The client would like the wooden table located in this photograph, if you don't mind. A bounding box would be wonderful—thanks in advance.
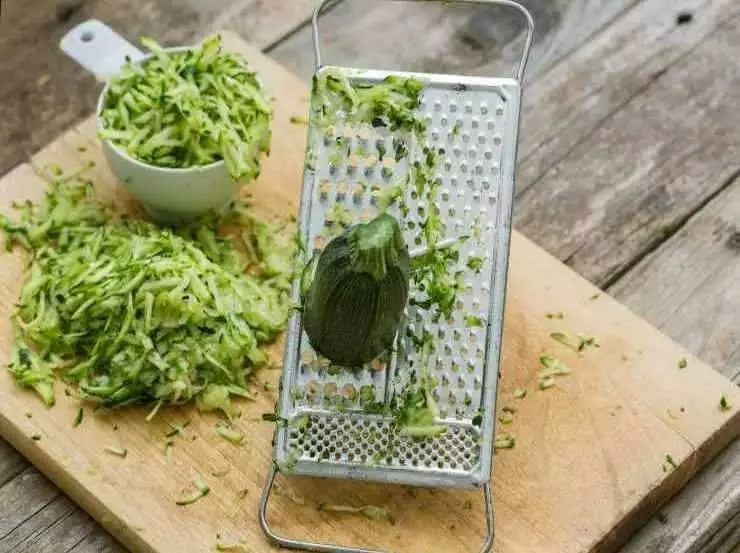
[0,1,738,552]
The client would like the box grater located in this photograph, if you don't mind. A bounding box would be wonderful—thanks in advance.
[260,2,534,552]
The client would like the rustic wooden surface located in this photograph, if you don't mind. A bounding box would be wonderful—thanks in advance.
[0,0,738,552]
[2,30,737,553]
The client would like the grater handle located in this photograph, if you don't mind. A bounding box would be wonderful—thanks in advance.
[259,464,496,553]
[311,0,535,83]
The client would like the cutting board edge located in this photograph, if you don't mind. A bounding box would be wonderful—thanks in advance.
[593,408,740,553]
[0,406,156,553]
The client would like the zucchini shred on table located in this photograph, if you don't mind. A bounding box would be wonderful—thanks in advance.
[0,174,296,417]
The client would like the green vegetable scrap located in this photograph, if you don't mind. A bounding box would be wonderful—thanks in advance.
[677,357,688,369]
[498,411,514,425]
[537,354,569,390]
[493,434,516,450]
[166,420,191,438]
[513,388,527,399]
[550,332,599,353]
[318,503,395,525]
[719,394,732,412]
[538,377,556,390]
[214,421,246,445]
[1,177,295,417]
[545,312,564,320]
[176,476,210,506]
[72,407,84,428]
[663,454,678,472]
[99,34,272,180]
[164,440,174,464]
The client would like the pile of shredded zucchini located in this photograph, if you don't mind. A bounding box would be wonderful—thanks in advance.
[0,176,295,416]
[99,34,272,180]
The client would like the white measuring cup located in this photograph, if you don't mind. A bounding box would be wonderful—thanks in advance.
[60,20,263,223]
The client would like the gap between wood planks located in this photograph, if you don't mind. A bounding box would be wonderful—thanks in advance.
[601,168,740,290]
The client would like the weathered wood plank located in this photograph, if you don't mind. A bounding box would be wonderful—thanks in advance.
[619,440,740,553]
[270,0,637,83]
[610,171,740,375]
[0,493,77,553]
[67,528,126,553]
[514,0,740,305]
[13,507,98,553]
[0,0,316,177]
[0,439,27,488]
[0,468,59,539]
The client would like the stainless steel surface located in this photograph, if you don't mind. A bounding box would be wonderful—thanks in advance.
[311,0,535,82]
[261,2,532,552]
[276,67,521,489]
[259,464,494,553]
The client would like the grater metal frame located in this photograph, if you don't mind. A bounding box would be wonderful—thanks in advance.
[260,2,534,552]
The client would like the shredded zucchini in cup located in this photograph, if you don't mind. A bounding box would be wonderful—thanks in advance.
[95,34,272,222]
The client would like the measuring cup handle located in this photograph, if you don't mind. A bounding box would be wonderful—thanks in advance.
[311,0,535,82]
[60,20,146,82]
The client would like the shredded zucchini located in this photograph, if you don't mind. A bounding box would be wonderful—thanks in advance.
[493,434,516,450]
[104,445,128,458]
[318,503,395,524]
[99,35,271,180]
[214,421,245,445]
[176,476,210,505]
[72,407,84,428]
[164,440,174,464]
[1,177,295,416]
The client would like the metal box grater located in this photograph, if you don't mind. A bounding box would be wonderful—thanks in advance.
[260,2,534,552]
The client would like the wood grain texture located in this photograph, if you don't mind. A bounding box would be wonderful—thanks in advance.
[0,32,738,553]
[270,0,637,83]
[610,171,740,376]
[620,440,740,553]
[514,0,740,294]
[0,0,316,177]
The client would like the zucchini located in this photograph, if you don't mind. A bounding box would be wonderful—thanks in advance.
[303,214,409,366]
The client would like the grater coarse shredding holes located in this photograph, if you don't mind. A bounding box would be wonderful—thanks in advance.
[260,2,534,552]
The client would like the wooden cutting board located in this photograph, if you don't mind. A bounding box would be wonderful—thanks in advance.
[0,33,738,553]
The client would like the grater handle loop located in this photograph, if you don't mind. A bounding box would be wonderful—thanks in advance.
[259,465,386,553]
[259,464,496,553]
[311,0,535,82]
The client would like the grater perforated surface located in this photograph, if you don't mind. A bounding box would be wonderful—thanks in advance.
[275,67,522,489]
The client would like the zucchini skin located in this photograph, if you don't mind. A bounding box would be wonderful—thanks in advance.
[303,232,410,367]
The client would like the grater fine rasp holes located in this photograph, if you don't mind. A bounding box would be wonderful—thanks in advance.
[276,67,522,487]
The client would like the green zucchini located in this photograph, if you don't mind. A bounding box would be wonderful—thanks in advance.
[303,214,410,366]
